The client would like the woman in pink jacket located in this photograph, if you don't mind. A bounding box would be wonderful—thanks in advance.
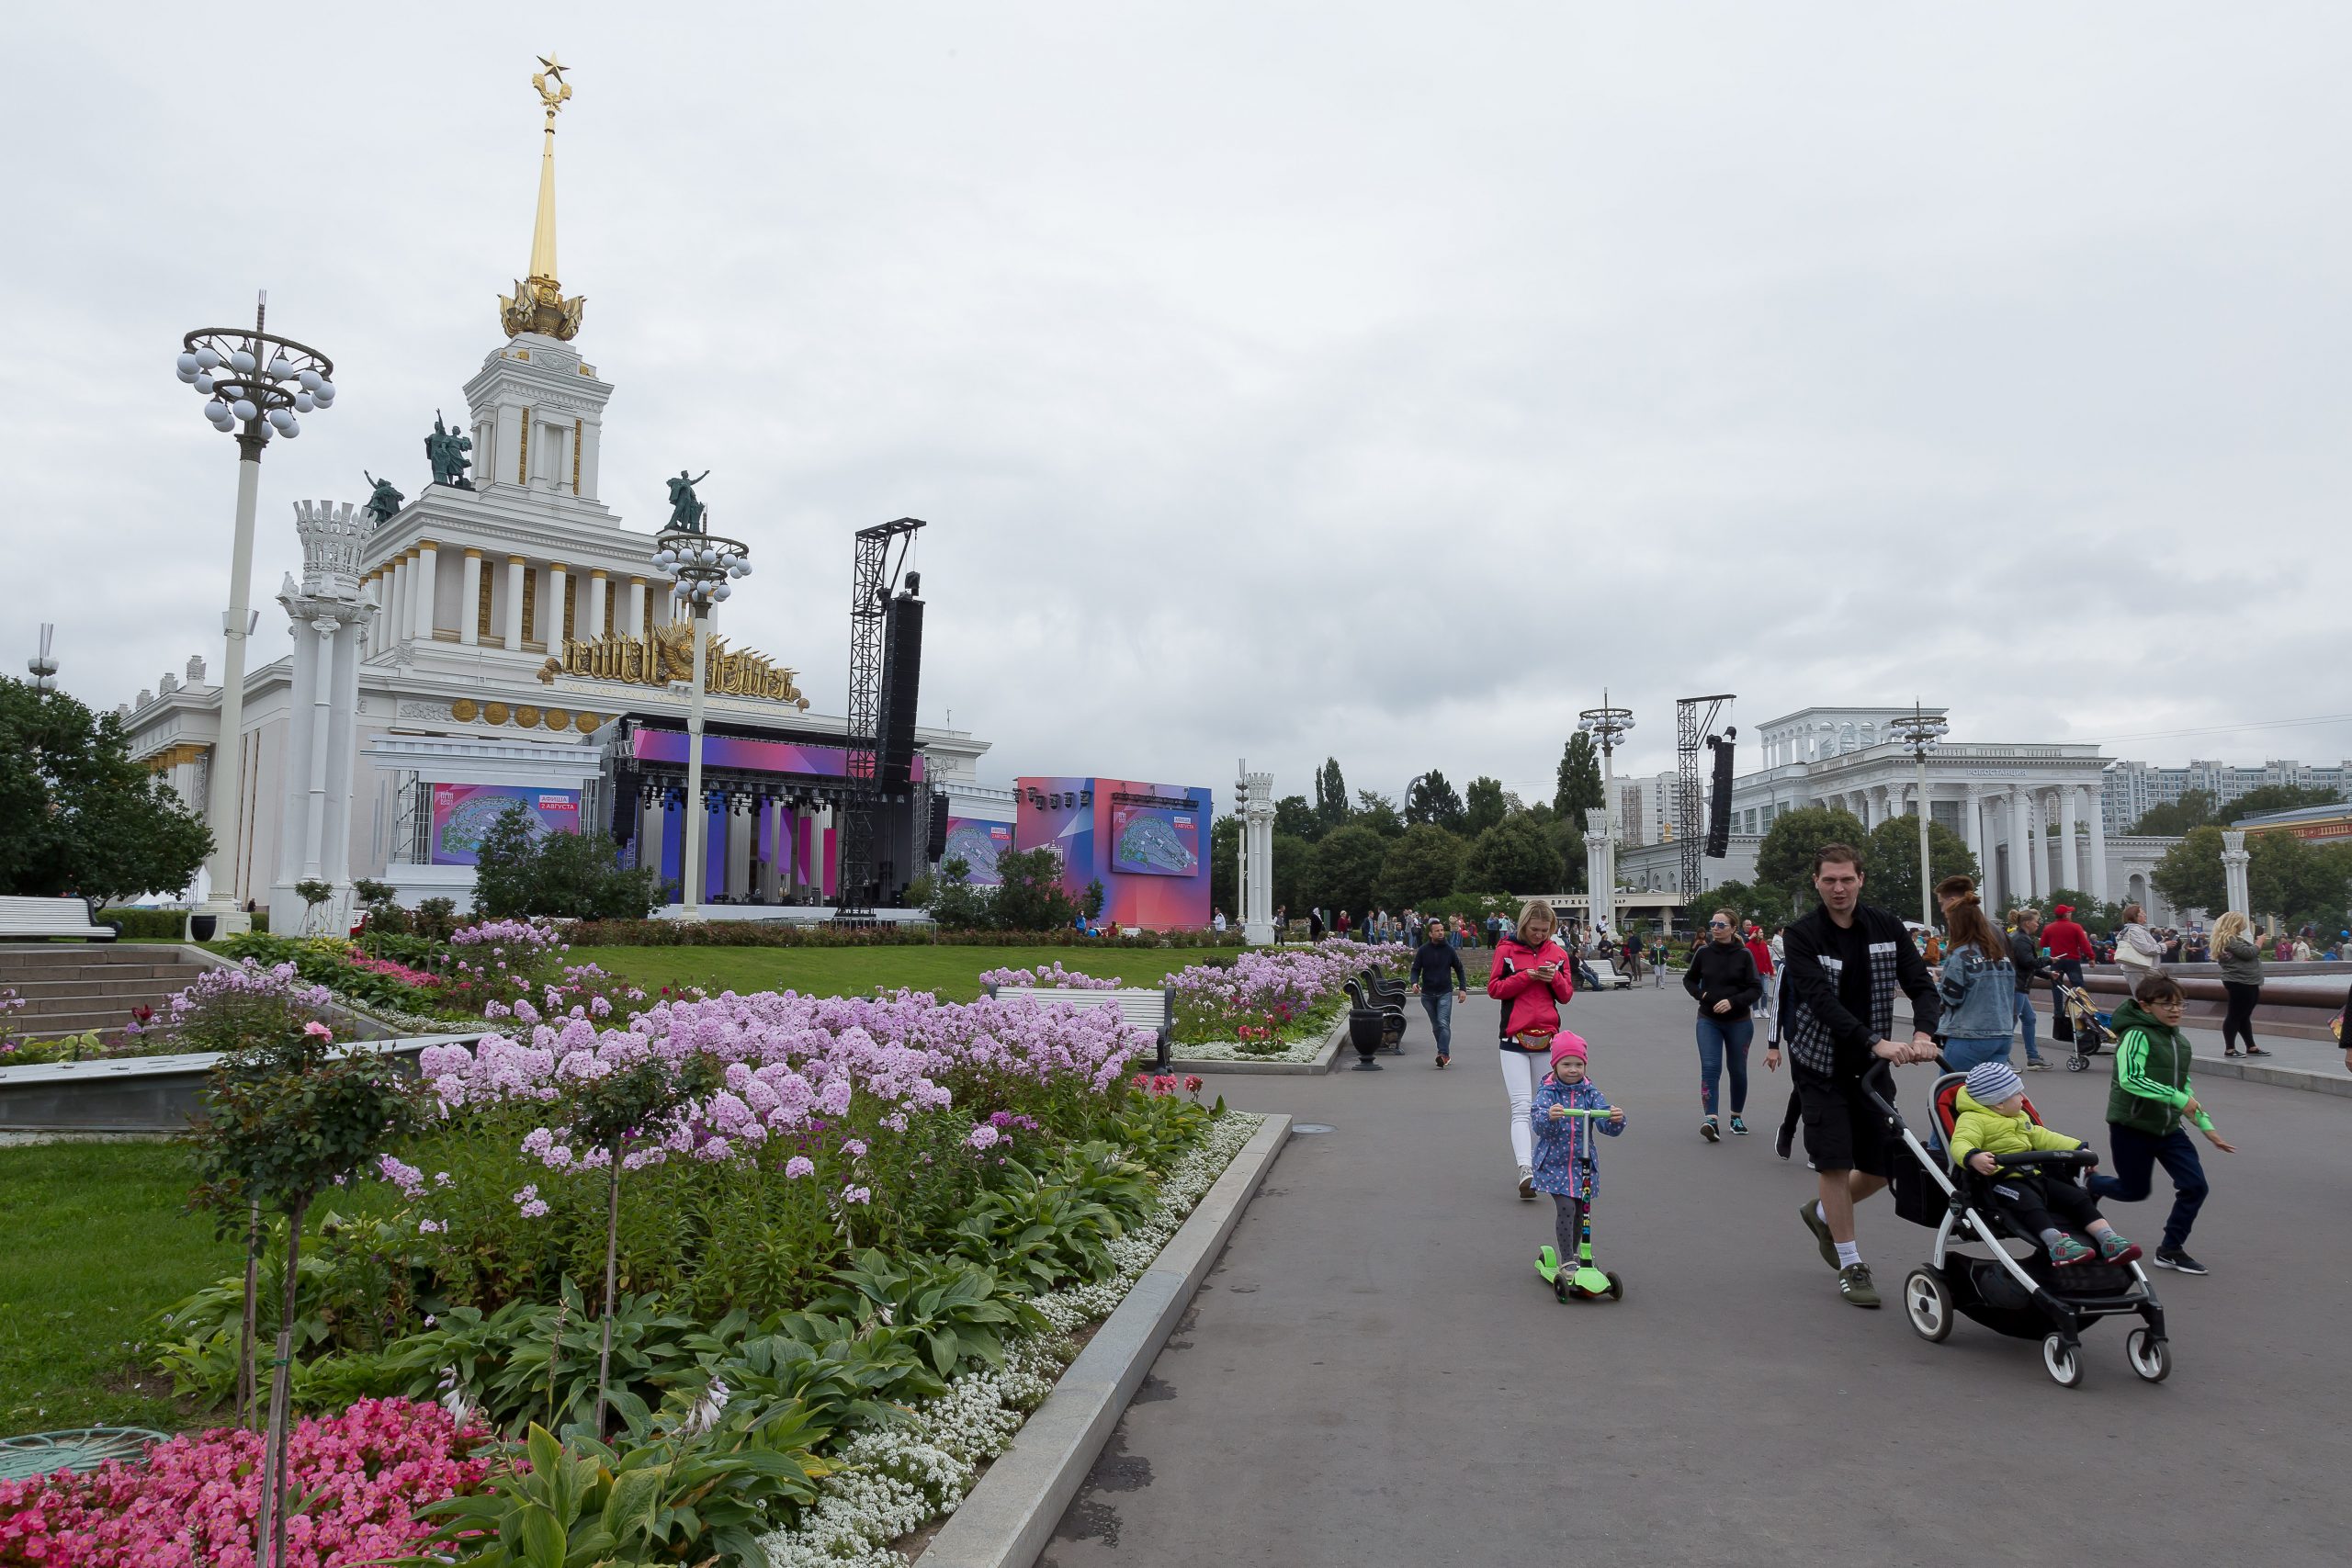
[1487,897,1577,1199]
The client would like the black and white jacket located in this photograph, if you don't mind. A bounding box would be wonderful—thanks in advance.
[1779,903,1940,1077]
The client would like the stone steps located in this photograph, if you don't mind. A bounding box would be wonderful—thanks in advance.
[0,946,208,1042]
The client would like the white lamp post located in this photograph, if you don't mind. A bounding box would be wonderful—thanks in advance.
[1577,694,1634,933]
[650,525,752,914]
[175,293,336,937]
[1892,702,1950,927]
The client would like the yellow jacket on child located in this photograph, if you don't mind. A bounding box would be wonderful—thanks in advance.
[1948,1088,2084,1168]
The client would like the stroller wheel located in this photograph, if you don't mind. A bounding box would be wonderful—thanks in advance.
[1903,1268,1953,1343]
[2126,1327,2172,1384]
[2065,1055,2089,1073]
[2041,1333,2086,1389]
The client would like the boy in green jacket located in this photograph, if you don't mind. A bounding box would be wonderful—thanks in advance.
[2087,974,2238,1275]
[1950,1061,2139,1266]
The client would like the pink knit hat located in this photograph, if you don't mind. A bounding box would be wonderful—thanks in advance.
[1549,1032,1589,1071]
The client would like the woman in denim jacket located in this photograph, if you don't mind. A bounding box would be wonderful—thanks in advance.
[1933,876,2018,1074]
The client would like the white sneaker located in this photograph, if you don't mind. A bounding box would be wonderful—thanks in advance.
[1517,1168,1535,1201]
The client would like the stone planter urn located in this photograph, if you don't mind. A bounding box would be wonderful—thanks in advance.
[1348,1008,1385,1070]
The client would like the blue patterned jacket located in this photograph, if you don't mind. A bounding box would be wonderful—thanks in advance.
[1530,1076,1624,1201]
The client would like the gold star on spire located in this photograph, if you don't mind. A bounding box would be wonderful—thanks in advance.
[501,53,586,340]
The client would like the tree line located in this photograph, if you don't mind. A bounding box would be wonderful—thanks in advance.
[1208,735,1613,918]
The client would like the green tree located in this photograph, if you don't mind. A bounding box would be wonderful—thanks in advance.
[1460,813,1566,895]
[2229,783,2347,821]
[1752,805,1870,910]
[2151,826,2228,918]
[472,807,656,919]
[469,805,542,918]
[1378,824,1462,908]
[1209,814,1241,914]
[1351,790,1405,839]
[1273,794,1320,841]
[1314,758,1349,834]
[2250,831,2352,930]
[2128,789,2216,836]
[1463,776,1507,836]
[0,676,212,907]
[1406,772,1465,831]
[1863,816,1979,925]
[1554,732,1604,819]
[1271,832,1316,916]
[990,848,1082,931]
[1311,825,1388,916]
[924,856,990,929]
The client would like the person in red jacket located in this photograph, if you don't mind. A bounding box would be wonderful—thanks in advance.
[1745,924,1776,1021]
[1487,897,1577,1201]
[2040,904,2095,1069]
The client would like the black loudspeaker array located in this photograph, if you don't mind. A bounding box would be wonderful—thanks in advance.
[1705,735,1736,858]
[876,593,925,791]
[927,793,950,860]
[610,767,639,846]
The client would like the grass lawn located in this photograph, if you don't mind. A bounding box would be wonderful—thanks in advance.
[0,1140,243,1434]
[569,944,1202,1004]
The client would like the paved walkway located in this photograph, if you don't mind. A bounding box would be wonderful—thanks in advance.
[1041,985,2348,1567]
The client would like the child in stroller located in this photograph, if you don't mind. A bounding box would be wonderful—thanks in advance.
[1950,1062,2139,1267]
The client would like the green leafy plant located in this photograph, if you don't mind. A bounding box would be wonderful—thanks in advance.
[809,1251,1046,1377]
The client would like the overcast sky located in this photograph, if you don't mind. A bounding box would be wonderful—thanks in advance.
[9,4,2348,812]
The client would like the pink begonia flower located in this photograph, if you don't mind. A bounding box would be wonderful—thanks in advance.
[785,1156,815,1179]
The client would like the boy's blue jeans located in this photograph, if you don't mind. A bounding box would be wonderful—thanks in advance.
[1419,990,1453,1057]
[1695,1016,1752,1117]
[2087,1123,2209,1251]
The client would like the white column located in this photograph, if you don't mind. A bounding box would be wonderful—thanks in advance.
[2221,830,2251,916]
[2013,789,2031,902]
[300,615,337,883]
[590,569,610,637]
[459,550,483,646]
[1963,786,1984,882]
[1241,768,1274,944]
[1585,808,1613,931]
[503,556,526,649]
[320,607,368,897]
[272,608,322,912]
[2025,791,2045,899]
[389,556,410,656]
[548,561,569,648]
[628,577,649,639]
[2086,786,2110,901]
[413,541,438,642]
[2055,786,2078,895]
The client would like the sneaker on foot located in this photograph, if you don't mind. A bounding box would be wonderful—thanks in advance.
[1837,1263,1881,1307]
[1701,1118,1721,1144]
[1799,1200,1838,1270]
[2025,1060,2052,1072]
[1729,1116,1749,1136]
[2098,1233,2143,1265]
[1517,1169,1535,1201]
[2244,1044,2269,1056]
[2047,1235,2096,1267]
[1775,1122,1795,1160]
[2153,1247,2207,1274]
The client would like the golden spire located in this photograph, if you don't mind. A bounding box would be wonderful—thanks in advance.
[499,53,587,340]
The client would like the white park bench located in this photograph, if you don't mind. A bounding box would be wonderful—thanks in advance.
[1582,958,1632,990]
[0,897,119,942]
[986,984,1176,1070]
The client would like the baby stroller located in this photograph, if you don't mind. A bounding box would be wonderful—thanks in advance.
[2051,978,2112,1074]
[1872,1064,2171,1388]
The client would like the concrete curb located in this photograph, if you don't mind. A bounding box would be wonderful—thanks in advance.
[918,1111,1292,1568]
[2188,1055,2352,1099]
[1177,1011,1349,1076]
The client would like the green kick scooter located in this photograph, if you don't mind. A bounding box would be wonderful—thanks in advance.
[1533,1108,1624,1303]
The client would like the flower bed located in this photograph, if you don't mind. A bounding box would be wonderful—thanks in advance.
[213,923,647,1035]
[975,961,1124,991]
[0,1396,488,1568]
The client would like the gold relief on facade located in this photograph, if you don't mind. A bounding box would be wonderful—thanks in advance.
[536,623,810,708]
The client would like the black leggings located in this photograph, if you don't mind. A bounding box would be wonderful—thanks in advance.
[1553,1193,1588,1260]
[2220,980,2261,1053]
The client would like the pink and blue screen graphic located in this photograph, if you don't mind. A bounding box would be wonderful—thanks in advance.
[942,818,1014,886]
[429,784,580,866]
[1014,777,1209,929]
[630,729,923,782]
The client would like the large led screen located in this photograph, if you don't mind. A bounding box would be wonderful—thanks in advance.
[1110,801,1200,877]
[430,784,581,866]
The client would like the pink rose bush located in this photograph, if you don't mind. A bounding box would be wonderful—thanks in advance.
[0,1397,486,1568]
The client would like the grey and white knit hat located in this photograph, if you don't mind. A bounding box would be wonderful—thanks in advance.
[1964,1060,2026,1106]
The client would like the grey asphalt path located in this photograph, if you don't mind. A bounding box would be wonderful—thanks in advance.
[1040,981,2350,1568]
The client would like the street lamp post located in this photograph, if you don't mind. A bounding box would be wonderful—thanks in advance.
[174,293,337,937]
[1892,702,1950,927]
[1577,693,1634,934]
[650,526,752,915]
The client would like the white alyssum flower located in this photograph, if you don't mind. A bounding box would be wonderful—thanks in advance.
[761,1111,1262,1567]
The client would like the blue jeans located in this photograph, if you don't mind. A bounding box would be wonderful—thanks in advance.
[1420,990,1454,1057]
[1942,1036,2012,1074]
[2013,991,2041,1061]
[1694,1015,1752,1117]
[2088,1123,2209,1251]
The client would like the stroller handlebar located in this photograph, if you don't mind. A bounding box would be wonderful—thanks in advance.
[1987,1148,2098,1168]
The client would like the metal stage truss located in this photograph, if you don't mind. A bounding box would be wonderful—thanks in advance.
[1676,694,1736,897]
[837,518,924,919]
